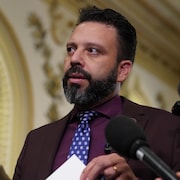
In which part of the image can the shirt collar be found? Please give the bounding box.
[69,95,123,122]
[92,95,123,118]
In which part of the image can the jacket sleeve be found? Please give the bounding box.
[172,121,180,172]
[13,132,31,180]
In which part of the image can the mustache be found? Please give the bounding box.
[63,66,92,81]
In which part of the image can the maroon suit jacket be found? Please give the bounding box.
[13,97,180,180]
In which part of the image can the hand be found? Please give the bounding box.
[155,171,180,180]
[80,153,137,180]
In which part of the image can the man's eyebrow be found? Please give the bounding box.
[85,42,107,50]
[66,42,76,47]
[86,42,101,47]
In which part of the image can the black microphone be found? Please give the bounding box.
[105,115,179,180]
[172,101,180,116]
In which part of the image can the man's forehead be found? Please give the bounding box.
[70,22,117,41]
[74,21,116,32]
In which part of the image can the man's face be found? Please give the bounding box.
[63,22,120,107]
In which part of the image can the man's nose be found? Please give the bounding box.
[70,49,84,66]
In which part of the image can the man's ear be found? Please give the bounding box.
[116,60,132,82]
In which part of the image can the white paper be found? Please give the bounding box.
[46,155,86,180]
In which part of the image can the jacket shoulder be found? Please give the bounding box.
[121,96,180,123]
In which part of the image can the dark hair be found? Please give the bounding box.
[76,6,137,63]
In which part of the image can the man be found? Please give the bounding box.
[13,6,180,180]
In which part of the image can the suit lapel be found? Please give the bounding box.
[36,109,79,179]
[36,119,67,179]
[121,96,148,130]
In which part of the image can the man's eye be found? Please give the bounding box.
[89,48,98,54]
[67,47,75,53]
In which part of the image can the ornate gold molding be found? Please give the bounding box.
[0,10,33,177]
[28,13,60,121]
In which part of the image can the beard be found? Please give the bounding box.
[63,65,118,107]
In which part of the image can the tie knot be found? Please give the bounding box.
[78,110,99,122]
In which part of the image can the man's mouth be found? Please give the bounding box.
[68,72,87,79]
[68,72,88,84]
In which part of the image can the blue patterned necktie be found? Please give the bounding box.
[67,110,98,164]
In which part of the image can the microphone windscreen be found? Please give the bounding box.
[105,115,147,158]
